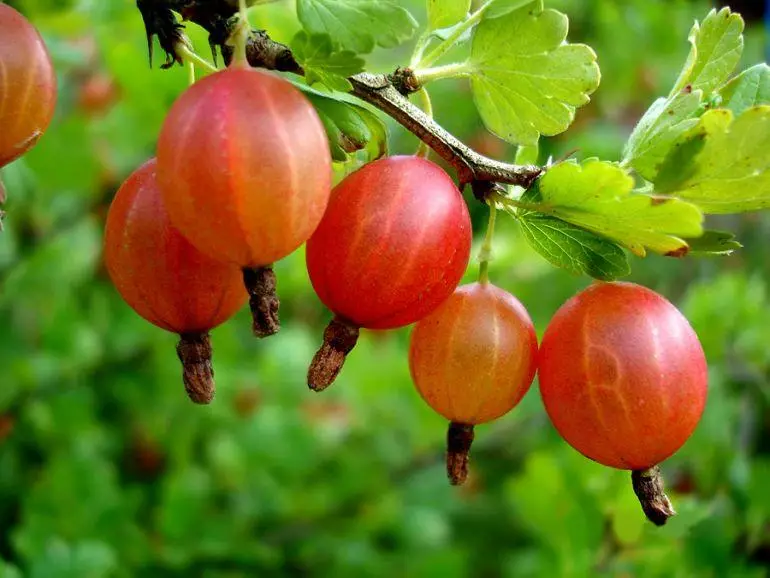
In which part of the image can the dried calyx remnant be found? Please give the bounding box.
[307,317,360,392]
[632,466,676,526]
[242,266,280,338]
[447,422,475,485]
[176,332,215,404]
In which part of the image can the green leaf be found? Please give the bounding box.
[486,0,542,19]
[468,4,600,145]
[672,8,744,96]
[622,91,703,181]
[661,107,770,213]
[517,214,630,280]
[298,85,388,163]
[535,160,703,256]
[296,0,418,54]
[428,0,470,30]
[290,32,364,92]
[515,143,539,165]
[719,64,770,115]
[684,230,742,256]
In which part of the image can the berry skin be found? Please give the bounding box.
[0,4,57,168]
[104,158,247,403]
[156,65,331,337]
[307,155,472,330]
[538,281,708,471]
[305,155,472,391]
[409,282,538,424]
[409,282,538,484]
[156,65,332,268]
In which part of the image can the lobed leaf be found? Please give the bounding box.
[296,0,418,54]
[534,160,703,257]
[719,64,770,115]
[622,91,703,181]
[468,3,600,145]
[427,0,470,30]
[290,32,364,92]
[684,230,742,256]
[672,7,744,97]
[658,107,770,214]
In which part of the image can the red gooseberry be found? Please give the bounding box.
[409,282,538,484]
[537,281,708,524]
[156,64,332,337]
[305,155,472,391]
[0,4,57,169]
[104,158,247,404]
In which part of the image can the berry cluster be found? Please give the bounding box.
[1,6,709,526]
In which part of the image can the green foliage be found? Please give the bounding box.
[516,213,630,280]
[656,106,770,213]
[719,63,770,113]
[524,160,703,256]
[298,85,389,163]
[1,1,770,577]
[672,7,745,96]
[427,0,470,30]
[468,3,600,145]
[296,0,419,53]
[291,32,365,92]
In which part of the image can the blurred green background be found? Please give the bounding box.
[1,0,769,576]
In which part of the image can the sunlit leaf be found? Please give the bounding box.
[534,160,703,256]
[427,0,470,30]
[719,64,770,115]
[468,3,600,145]
[660,107,770,213]
[296,0,418,54]
[671,7,744,96]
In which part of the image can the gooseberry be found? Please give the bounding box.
[0,4,57,168]
[306,155,472,391]
[156,65,332,337]
[409,282,538,484]
[537,281,708,524]
[104,158,247,404]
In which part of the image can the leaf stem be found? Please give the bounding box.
[413,62,471,86]
[229,0,251,66]
[416,0,493,69]
[415,88,434,158]
[186,59,196,85]
[491,190,550,215]
[478,201,498,284]
[177,43,220,74]
[409,32,432,69]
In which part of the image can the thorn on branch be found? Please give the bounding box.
[136,0,187,68]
